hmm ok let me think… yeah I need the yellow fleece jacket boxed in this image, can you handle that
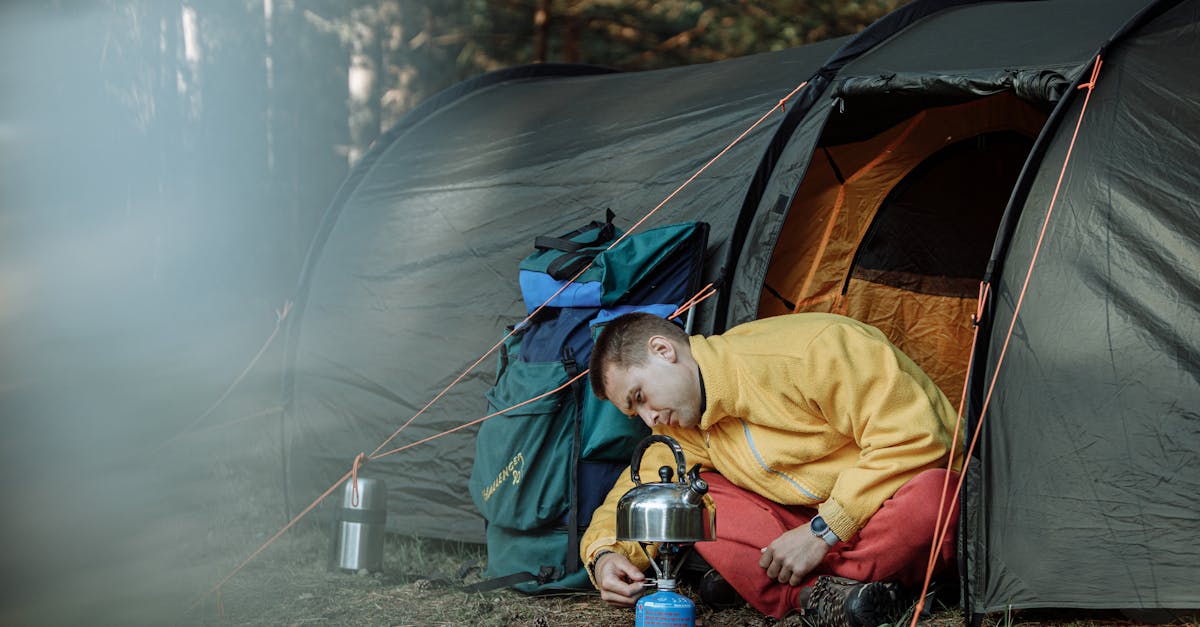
[581,313,961,580]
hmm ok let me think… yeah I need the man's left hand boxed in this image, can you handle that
[759,523,831,586]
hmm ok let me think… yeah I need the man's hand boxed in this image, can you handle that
[759,523,831,586]
[593,552,647,607]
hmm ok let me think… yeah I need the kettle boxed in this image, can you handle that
[616,434,716,543]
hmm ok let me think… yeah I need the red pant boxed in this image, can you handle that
[693,469,960,618]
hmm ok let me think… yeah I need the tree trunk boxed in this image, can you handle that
[152,1,183,285]
[263,0,276,177]
[562,14,580,63]
[346,5,380,166]
[534,0,549,63]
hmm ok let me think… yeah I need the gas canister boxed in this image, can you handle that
[635,579,695,627]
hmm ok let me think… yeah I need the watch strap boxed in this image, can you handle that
[588,549,616,578]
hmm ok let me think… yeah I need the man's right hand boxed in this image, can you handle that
[593,552,646,607]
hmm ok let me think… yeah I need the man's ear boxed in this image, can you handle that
[647,335,677,362]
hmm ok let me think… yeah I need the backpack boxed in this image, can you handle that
[466,212,709,593]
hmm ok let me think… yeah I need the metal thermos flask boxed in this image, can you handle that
[333,476,387,572]
[635,579,695,627]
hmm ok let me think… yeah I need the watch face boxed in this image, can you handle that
[811,515,827,534]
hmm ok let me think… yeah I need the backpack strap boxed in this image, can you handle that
[460,566,563,593]
[532,209,616,253]
[562,347,584,577]
[543,250,597,282]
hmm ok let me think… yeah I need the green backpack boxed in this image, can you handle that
[466,214,709,593]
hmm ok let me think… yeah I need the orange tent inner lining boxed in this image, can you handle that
[758,93,1048,402]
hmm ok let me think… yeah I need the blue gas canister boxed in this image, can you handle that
[635,579,695,627]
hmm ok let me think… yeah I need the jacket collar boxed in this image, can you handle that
[690,335,737,431]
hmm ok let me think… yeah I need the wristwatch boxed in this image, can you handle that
[810,514,840,546]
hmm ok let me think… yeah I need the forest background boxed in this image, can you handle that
[0,2,906,625]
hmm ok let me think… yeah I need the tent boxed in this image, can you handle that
[281,0,1199,617]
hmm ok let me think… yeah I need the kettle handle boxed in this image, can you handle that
[629,434,689,486]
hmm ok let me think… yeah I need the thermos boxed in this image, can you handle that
[333,476,387,572]
[635,578,695,627]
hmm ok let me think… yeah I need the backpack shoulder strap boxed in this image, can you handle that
[562,347,584,577]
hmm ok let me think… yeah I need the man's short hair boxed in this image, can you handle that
[588,313,688,399]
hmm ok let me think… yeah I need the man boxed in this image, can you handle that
[581,312,962,625]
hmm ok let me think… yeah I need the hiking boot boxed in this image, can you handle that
[801,575,911,627]
[677,552,745,610]
[697,568,745,610]
[678,550,713,580]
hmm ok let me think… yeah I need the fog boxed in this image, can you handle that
[0,4,351,624]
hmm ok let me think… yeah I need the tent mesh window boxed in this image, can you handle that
[849,131,1034,298]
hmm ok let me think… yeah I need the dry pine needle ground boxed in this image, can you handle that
[181,527,1194,627]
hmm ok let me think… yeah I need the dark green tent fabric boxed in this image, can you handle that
[283,0,1198,615]
[965,0,1200,612]
[282,40,844,542]
[727,0,1151,325]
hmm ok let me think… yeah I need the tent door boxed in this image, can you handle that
[758,93,1047,401]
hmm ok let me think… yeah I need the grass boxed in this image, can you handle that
[175,520,1198,627]
[157,414,1197,627]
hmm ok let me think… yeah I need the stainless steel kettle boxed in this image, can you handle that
[616,434,716,543]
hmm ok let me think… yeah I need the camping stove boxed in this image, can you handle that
[616,435,716,627]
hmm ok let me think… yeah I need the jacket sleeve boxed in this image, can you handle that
[580,425,712,586]
[803,322,959,542]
